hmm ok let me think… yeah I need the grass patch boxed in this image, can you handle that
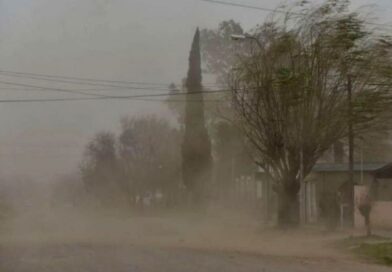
[353,242,392,266]
[338,236,392,266]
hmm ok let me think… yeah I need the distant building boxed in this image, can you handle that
[256,163,392,228]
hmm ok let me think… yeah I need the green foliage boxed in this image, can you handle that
[353,242,392,266]
[338,235,392,266]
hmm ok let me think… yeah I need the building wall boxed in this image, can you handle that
[309,173,392,229]
[306,172,374,226]
[355,200,392,229]
[374,179,392,201]
[370,202,392,228]
[308,171,374,199]
[256,169,392,228]
[355,185,392,229]
[299,181,318,223]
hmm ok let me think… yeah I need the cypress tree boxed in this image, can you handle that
[181,28,212,205]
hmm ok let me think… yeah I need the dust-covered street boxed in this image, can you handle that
[0,209,390,272]
[1,1,392,271]
[1,243,389,272]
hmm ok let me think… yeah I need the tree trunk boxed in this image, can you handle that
[365,214,371,237]
[365,216,372,236]
[277,185,300,228]
[359,202,372,237]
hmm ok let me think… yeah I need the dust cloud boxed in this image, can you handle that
[0,178,343,259]
[1,1,392,272]
[0,152,386,272]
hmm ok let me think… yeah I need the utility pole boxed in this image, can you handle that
[347,74,355,227]
[300,147,306,223]
[300,113,306,223]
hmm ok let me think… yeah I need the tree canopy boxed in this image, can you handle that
[228,0,392,226]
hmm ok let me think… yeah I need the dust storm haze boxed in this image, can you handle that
[0,0,268,181]
[1,1,392,271]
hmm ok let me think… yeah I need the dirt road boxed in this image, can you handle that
[1,242,391,272]
[0,209,390,271]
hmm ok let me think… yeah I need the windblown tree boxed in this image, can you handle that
[354,132,392,162]
[119,116,182,207]
[80,132,120,206]
[182,29,213,205]
[213,121,254,199]
[201,20,246,84]
[229,1,392,227]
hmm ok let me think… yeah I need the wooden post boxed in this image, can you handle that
[348,74,355,227]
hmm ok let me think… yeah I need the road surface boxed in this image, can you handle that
[0,243,390,272]
[1,209,390,272]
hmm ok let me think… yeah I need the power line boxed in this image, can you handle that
[0,87,147,91]
[200,0,392,29]
[0,97,226,103]
[0,85,221,92]
[0,80,108,97]
[0,70,170,87]
[0,69,221,89]
[0,87,102,91]
[0,80,230,99]
[0,70,217,88]
[0,97,101,103]
[0,73,174,91]
[200,0,303,15]
[0,85,231,103]
[74,88,229,99]
[0,96,227,104]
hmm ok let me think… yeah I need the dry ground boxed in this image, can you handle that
[0,208,390,272]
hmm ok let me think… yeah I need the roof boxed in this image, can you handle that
[312,163,386,173]
[256,163,392,178]
[372,163,392,179]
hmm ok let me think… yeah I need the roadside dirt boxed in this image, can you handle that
[0,208,389,271]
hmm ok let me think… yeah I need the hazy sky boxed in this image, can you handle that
[0,0,390,181]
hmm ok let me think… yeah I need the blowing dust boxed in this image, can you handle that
[0,188,345,262]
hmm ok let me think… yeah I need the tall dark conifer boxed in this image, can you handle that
[182,28,212,205]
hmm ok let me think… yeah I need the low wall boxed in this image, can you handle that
[355,201,392,229]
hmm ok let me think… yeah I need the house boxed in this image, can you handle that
[356,163,392,229]
[256,163,392,228]
[307,163,385,227]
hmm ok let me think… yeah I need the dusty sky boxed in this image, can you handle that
[0,0,390,181]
